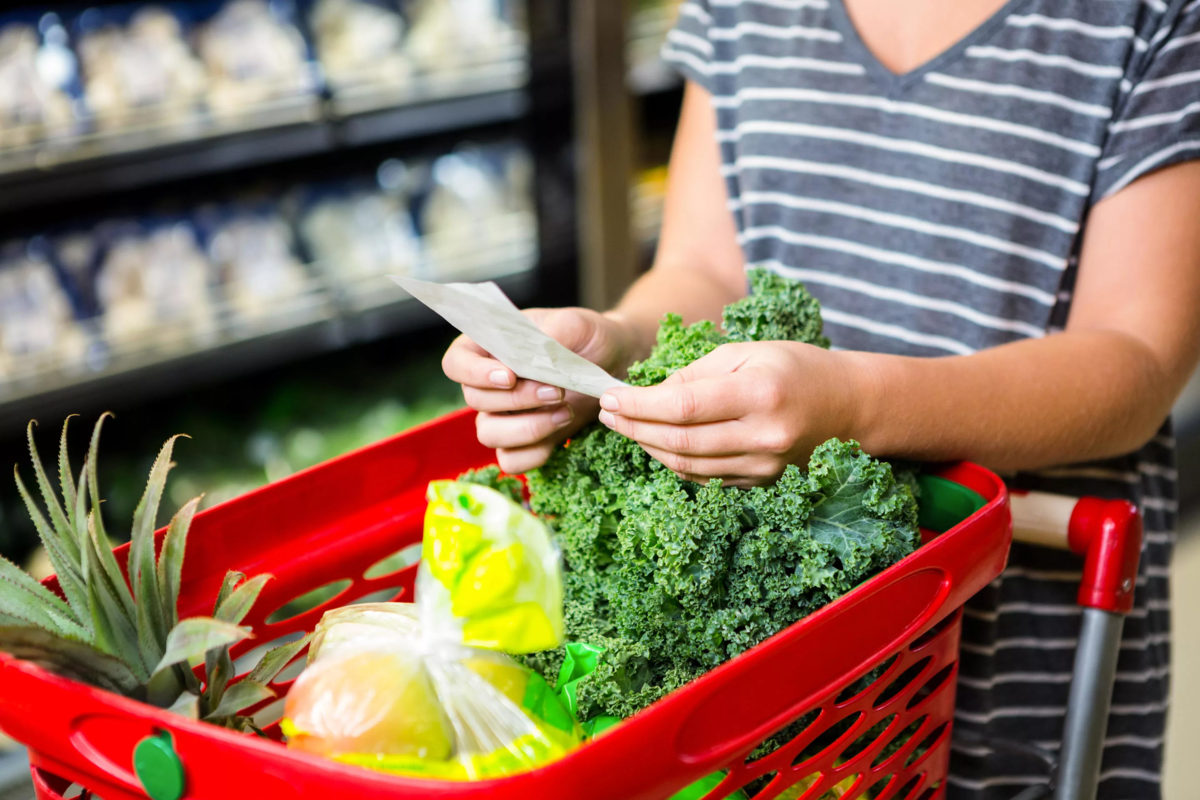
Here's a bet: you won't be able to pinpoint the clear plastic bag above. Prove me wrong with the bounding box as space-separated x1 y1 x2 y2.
283 480 579 779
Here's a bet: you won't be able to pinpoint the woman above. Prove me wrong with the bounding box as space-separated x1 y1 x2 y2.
443 1 1200 796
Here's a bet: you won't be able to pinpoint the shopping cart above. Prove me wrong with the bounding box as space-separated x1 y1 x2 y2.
0 408 1143 800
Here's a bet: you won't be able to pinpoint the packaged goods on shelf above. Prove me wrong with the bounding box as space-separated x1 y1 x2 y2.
0 14 80 149
196 0 317 118
0 239 89 382
405 0 521 74
422 144 536 278
626 0 681 93
298 176 421 284
92 218 219 353
200 202 315 327
74 4 207 132
309 0 410 93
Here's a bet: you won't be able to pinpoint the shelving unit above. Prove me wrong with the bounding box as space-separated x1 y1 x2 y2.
0 0 577 429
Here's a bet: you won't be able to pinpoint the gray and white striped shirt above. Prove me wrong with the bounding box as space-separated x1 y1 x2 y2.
664 1 1197 797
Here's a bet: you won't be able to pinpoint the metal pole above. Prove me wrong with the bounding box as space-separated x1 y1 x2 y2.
1054 608 1125 800
571 0 637 311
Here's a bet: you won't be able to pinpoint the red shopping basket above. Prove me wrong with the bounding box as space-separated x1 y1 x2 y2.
0 408 1011 800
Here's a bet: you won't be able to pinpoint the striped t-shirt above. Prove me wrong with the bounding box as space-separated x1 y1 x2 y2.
662 1 1198 798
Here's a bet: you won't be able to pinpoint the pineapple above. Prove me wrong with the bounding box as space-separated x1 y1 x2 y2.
0 415 309 732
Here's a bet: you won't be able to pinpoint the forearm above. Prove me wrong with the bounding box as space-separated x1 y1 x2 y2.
851 329 1180 471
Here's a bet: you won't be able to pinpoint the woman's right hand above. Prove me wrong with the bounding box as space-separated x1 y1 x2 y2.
442 307 638 473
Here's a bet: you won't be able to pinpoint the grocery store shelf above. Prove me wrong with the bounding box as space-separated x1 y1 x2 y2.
0 245 538 431
0 79 529 214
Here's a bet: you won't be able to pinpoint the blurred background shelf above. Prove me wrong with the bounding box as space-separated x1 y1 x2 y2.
0 84 530 212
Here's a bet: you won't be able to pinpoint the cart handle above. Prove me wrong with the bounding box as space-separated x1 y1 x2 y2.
1009 491 1142 614
1005 490 1144 800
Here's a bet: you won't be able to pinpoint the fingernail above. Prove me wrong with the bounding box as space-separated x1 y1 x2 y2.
537 385 563 402
598 410 615 428
489 369 513 388
599 393 619 412
551 406 573 426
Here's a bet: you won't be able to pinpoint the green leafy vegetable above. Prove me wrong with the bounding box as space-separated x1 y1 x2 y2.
519 268 918 721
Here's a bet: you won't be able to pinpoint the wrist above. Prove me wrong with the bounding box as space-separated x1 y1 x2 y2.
838 350 889 450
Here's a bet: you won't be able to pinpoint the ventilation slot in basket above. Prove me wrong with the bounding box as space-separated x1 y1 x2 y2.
893 775 923 800
838 714 895 764
745 710 821 764
834 653 899 704
348 585 405 605
910 611 960 651
904 723 948 768
265 579 353 624
906 663 955 711
232 631 308 676
873 657 931 708
364 543 423 579
870 716 928 769
916 782 942 800
791 711 862 768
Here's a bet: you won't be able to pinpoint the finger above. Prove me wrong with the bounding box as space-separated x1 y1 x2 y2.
598 372 758 425
597 411 756 457
463 380 565 413
443 334 516 389
497 442 556 474
638 443 783 488
475 405 575 450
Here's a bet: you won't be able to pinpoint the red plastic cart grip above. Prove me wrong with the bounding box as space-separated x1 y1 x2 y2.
1067 498 1143 615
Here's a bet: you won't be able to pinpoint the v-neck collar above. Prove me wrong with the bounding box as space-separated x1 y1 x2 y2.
828 0 1036 95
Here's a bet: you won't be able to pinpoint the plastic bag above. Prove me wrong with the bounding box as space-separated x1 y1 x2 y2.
283 480 578 779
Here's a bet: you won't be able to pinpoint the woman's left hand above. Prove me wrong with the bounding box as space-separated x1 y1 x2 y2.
597 341 868 487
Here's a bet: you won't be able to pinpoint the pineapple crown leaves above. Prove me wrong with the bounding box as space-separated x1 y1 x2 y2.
0 415 306 730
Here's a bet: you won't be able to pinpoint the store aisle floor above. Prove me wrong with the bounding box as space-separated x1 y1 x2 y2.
1165 523 1200 800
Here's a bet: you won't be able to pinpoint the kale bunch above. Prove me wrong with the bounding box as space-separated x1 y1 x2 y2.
520 268 918 721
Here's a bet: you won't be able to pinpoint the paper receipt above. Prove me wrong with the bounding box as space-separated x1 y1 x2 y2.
390 275 628 398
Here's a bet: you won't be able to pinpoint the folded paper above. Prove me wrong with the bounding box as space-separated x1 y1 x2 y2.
389 275 627 397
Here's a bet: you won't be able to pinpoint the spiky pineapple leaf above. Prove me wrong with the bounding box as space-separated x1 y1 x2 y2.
86 570 147 682
86 415 114 577
157 497 200 630
168 691 200 719
59 416 79 533
247 633 311 686
154 618 251 676
145 658 186 708
0 626 141 695
214 571 244 614
83 493 136 624
13 467 90 635
131 436 185 669
215 575 272 626
0 553 82 638
202 645 235 716
206 680 275 720
26 422 79 563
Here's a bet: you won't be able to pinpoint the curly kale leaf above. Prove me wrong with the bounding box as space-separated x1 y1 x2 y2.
457 465 524 505
519 268 919 721
723 267 830 348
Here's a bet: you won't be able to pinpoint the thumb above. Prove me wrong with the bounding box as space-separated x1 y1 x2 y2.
534 308 609 362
